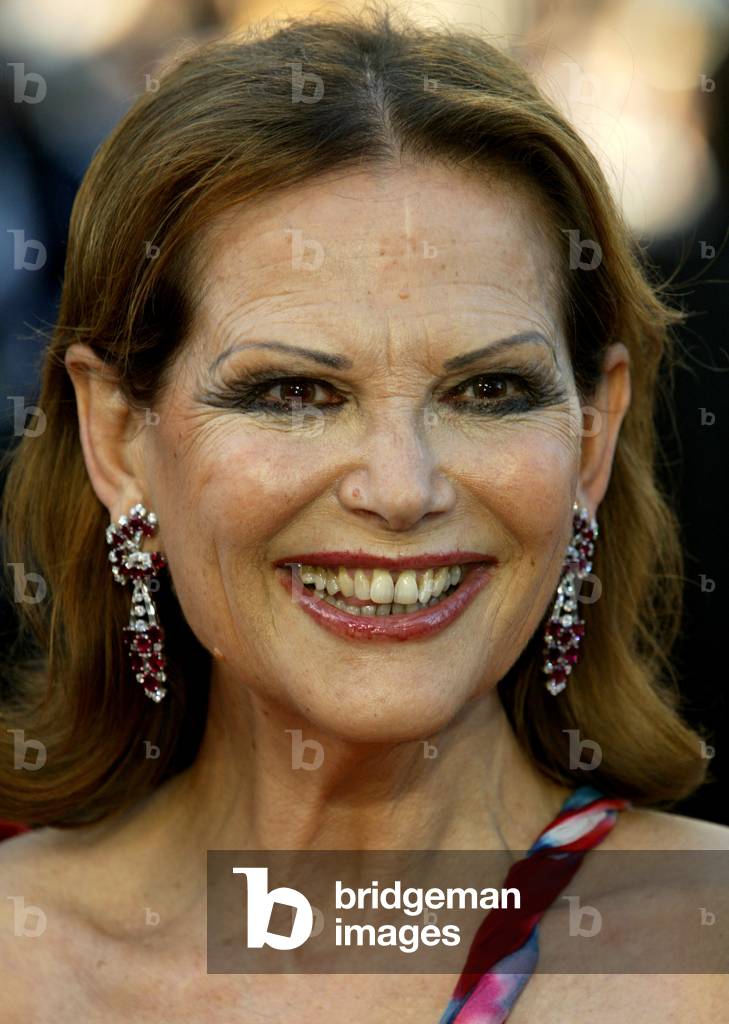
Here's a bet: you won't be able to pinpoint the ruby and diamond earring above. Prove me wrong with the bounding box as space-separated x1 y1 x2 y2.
541 502 598 696
106 503 168 703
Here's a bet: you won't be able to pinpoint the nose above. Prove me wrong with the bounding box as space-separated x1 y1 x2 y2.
337 410 456 532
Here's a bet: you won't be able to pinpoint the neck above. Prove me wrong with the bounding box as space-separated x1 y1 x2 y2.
51 667 573 941
157 665 570 854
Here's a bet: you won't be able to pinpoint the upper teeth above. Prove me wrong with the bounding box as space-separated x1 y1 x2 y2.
298 565 464 604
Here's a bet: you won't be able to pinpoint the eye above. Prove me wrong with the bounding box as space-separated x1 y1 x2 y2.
260 377 336 407
237 375 345 412
447 373 528 404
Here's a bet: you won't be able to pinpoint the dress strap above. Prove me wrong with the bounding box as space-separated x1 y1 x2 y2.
439 785 631 1024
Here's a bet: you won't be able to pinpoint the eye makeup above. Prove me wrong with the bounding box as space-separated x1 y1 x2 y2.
198 358 569 420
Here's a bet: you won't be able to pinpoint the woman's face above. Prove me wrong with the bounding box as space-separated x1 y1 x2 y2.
135 163 621 741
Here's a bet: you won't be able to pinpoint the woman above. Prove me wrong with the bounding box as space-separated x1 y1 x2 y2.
1 6 727 1020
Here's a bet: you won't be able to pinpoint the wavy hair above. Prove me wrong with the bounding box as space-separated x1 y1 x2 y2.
0 2 709 826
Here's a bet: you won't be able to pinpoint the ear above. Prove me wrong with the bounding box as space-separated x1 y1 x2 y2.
578 342 631 516
64 343 148 523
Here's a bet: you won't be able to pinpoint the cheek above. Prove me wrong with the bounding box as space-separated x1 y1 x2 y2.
149 420 317 545
458 414 580 549
143 420 338 643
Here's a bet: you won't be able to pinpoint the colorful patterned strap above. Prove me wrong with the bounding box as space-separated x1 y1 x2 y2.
439 785 631 1024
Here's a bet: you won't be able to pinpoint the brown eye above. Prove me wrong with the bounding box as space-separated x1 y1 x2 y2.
469 377 509 400
258 377 342 409
452 374 519 403
271 379 319 405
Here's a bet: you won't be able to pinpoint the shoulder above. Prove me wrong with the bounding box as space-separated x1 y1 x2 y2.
539 804 729 979
0 823 74 886
0 825 75 937
604 805 729 851
0 825 123 1015
0 823 108 935
517 972 729 1023
0 828 58 1012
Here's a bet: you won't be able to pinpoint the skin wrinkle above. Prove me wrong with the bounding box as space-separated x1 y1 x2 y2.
60 163 631 940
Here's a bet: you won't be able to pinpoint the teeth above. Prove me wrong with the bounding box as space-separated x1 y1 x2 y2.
431 566 451 597
354 569 371 601
338 567 355 598
393 570 419 605
418 569 434 605
298 563 470 605
370 568 395 604
317 591 454 617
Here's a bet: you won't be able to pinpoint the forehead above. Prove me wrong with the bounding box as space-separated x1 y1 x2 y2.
191 162 564 348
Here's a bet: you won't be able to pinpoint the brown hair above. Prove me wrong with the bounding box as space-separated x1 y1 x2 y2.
0 3 710 826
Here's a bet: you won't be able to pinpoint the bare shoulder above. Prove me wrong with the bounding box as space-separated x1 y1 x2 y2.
0 824 81 898
537 803 729 983
0 829 62 1011
514 972 729 1023
604 804 729 851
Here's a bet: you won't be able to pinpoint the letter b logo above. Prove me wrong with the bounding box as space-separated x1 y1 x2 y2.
233 866 313 949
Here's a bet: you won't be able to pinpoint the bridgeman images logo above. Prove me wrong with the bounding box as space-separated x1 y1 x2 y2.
233 866 520 953
233 868 314 949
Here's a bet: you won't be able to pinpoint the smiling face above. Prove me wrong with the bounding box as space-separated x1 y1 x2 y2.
121 162 620 741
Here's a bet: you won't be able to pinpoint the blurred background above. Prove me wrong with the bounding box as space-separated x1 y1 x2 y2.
1 0 727 822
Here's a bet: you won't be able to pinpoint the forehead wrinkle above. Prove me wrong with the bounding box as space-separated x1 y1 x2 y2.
188 171 567 375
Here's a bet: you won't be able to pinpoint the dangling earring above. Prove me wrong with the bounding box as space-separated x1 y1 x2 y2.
542 502 598 696
106 503 168 703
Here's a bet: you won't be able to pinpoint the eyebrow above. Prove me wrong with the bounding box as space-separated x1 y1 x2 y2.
209 340 353 373
441 331 553 370
208 331 552 374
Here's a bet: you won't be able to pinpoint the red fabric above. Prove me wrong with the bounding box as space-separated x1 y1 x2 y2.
0 819 30 840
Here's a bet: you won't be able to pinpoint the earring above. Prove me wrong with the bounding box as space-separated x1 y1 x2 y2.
106 503 168 703
542 502 598 696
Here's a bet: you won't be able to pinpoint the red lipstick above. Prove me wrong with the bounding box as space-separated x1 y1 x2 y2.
274 560 496 642
272 551 495 570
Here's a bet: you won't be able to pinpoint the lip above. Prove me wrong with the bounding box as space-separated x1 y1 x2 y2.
274 560 496 642
272 550 496 570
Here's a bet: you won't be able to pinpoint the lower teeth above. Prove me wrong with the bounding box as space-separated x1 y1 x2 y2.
305 585 456 616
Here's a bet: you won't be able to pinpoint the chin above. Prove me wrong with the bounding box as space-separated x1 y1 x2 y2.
289 679 473 746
